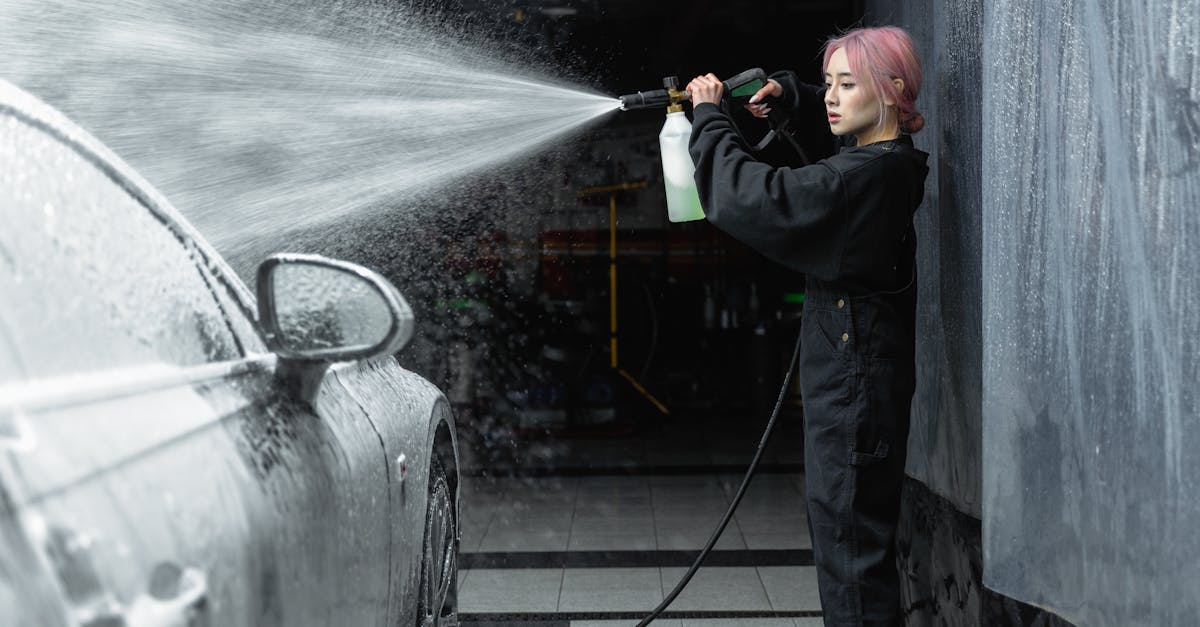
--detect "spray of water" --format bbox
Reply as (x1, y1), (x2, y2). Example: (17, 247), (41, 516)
(0, 0), (620, 249)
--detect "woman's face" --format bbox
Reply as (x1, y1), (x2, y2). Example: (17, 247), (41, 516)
(823, 47), (885, 142)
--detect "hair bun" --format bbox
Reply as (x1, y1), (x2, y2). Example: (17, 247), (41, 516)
(902, 111), (925, 133)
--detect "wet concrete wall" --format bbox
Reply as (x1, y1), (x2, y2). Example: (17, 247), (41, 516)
(896, 478), (1076, 627)
(867, 0), (985, 519)
(862, 1), (993, 623)
(867, 0), (1200, 625)
(982, 1), (1200, 625)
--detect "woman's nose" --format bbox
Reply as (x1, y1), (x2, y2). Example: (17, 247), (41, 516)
(824, 87), (836, 105)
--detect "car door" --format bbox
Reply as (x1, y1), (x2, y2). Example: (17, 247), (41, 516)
(0, 96), (393, 625)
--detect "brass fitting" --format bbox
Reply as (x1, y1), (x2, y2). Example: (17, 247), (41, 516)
(663, 76), (687, 113)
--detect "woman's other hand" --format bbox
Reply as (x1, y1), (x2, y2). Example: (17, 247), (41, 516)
(744, 78), (783, 118)
(686, 73), (724, 106)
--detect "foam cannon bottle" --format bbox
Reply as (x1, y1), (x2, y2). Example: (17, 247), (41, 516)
(619, 76), (705, 222)
(619, 70), (778, 223)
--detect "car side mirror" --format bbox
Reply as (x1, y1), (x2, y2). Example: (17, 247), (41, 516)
(256, 254), (414, 363)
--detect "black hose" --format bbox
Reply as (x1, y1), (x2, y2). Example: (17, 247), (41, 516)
(637, 326), (803, 626)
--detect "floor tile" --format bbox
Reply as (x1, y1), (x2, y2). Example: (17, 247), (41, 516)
(457, 568), (562, 613)
(578, 476), (650, 494)
(460, 507), (496, 533)
(708, 453), (762, 466)
(717, 472), (800, 490)
(652, 484), (731, 498)
(681, 614), (801, 619)
(742, 532), (811, 550)
(575, 499), (654, 519)
(571, 514), (655, 536)
(577, 489), (653, 504)
(655, 530), (746, 551)
(727, 480), (801, 496)
(489, 502), (578, 521)
(653, 500), (735, 520)
(459, 521), (489, 552)
(568, 614), (681, 619)
(478, 527), (570, 551)
(652, 485), (730, 501)
(458, 423), (827, 621)
(646, 451), (713, 465)
(757, 566), (822, 611)
(460, 476), (508, 497)
(765, 449), (805, 464)
(488, 507), (576, 527)
(499, 477), (579, 499)
(572, 621), (682, 627)
(652, 481), (729, 495)
(461, 506), (499, 531)
(558, 567), (665, 612)
(728, 484), (804, 505)
(567, 532), (657, 551)
(734, 514), (808, 535)
(505, 491), (580, 505)
(648, 475), (724, 487)
(658, 567), (771, 611)
(655, 517), (746, 551)
(729, 497), (806, 518)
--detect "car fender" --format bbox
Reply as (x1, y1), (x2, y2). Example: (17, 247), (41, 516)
(326, 355), (458, 622)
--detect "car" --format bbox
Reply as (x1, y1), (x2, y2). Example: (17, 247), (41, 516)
(0, 79), (460, 626)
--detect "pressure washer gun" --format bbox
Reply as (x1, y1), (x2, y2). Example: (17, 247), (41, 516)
(618, 68), (796, 153)
(617, 69), (809, 223)
(618, 68), (768, 111)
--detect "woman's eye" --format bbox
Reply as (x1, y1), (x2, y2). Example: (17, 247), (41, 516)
(823, 83), (832, 89)
(842, 83), (855, 89)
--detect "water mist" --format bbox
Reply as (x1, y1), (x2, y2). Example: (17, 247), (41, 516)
(0, 0), (620, 250)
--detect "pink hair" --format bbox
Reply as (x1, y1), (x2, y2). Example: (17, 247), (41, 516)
(822, 26), (925, 133)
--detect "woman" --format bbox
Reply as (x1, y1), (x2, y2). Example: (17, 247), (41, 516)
(686, 26), (928, 627)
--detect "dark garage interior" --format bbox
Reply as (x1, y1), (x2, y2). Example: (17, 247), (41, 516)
(2, 0), (1198, 625)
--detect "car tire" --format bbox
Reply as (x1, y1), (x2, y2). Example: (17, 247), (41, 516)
(417, 456), (458, 626)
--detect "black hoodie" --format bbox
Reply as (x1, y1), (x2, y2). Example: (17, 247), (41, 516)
(688, 75), (929, 296)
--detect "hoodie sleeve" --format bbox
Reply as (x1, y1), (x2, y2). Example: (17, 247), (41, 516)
(769, 70), (817, 115)
(770, 71), (839, 165)
(688, 102), (845, 278)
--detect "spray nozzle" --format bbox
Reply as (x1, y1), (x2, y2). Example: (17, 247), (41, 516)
(618, 89), (670, 111)
(618, 75), (689, 112)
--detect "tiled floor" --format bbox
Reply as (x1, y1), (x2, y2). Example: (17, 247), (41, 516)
(457, 469), (819, 623)
(454, 407), (819, 625)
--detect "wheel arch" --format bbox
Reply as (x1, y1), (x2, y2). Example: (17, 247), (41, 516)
(429, 397), (459, 520)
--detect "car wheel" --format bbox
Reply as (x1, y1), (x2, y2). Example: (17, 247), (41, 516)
(417, 457), (458, 626)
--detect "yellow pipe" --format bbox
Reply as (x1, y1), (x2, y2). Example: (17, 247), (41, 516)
(578, 181), (650, 196)
(610, 271), (618, 368)
(610, 195), (617, 260)
(618, 369), (670, 415)
(577, 181), (669, 415)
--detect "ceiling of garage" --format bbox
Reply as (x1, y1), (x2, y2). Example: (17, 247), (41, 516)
(431, 0), (863, 93)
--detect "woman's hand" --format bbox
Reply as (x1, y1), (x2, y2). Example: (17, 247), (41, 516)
(686, 73), (724, 106)
(744, 79), (783, 119)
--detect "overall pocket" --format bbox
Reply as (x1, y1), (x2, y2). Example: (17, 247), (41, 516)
(800, 308), (853, 407)
(849, 356), (911, 467)
(803, 307), (850, 358)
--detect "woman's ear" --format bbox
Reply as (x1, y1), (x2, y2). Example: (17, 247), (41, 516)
(884, 77), (905, 106)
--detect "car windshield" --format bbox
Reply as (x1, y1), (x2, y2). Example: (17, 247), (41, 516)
(0, 110), (241, 384)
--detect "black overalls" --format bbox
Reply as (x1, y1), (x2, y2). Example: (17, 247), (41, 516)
(689, 74), (929, 627)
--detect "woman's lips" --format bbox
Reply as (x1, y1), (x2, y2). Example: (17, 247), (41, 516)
(827, 113), (841, 123)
